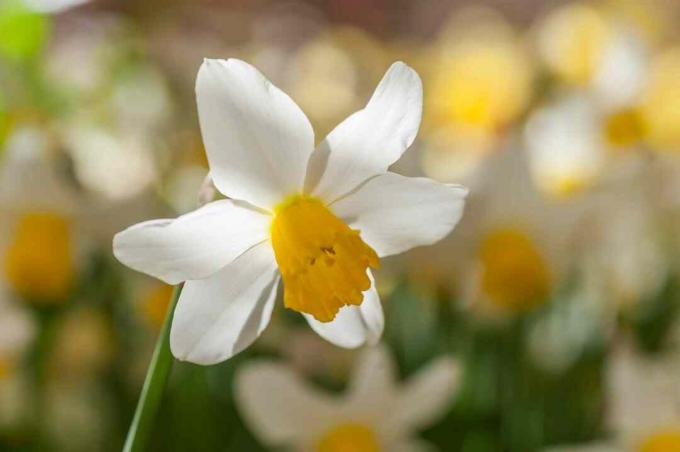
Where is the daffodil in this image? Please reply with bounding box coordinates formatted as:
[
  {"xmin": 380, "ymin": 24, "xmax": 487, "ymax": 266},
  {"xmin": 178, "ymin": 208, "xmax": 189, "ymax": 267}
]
[
  {"xmin": 434, "ymin": 148, "xmax": 587, "ymax": 318},
  {"xmin": 421, "ymin": 8, "xmax": 533, "ymax": 181},
  {"xmin": 0, "ymin": 125, "xmax": 78, "ymax": 303},
  {"xmin": 235, "ymin": 345, "xmax": 459, "ymax": 451},
  {"xmin": 113, "ymin": 59, "xmax": 467, "ymax": 364},
  {"xmin": 526, "ymin": 25, "xmax": 650, "ymax": 197}
]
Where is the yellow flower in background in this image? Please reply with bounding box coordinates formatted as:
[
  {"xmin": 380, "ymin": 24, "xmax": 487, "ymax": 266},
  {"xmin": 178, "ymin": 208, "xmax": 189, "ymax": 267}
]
[
  {"xmin": 114, "ymin": 59, "xmax": 467, "ymax": 364},
  {"xmin": 138, "ymin": 282, "xmax": 173, "ymax": 331},
  {"xmin": 448, "ymin": 148, "xmax": 588, "ymax": 318},
  {"xmin": 639, "ymin": 429, "xmax": 680, "ymax": 452},
  {"xmin": 478, "ymin": 227, "xmax": 550, "ymax": 312},
  {"xmin": 422, "ymin": 9, "xmax": 533, "ymax": 181},
  {"xmin": 235, "ymin": 346, "xmax": 459, "ymax": 451},
  {"xmin": 287, "ymin": 27, "xmax": 389, "ymax": 138},
  {"xmin": 526, "ymin": 23, "xmax": 650, "ymax": 197},
  {"xmin": 5, "ymin": 212, "xmax": 74, "ymax": 300},
  {"xmin": 536, "ymin": 3, "xmax": 611, "ymax": 86},
  {"xmin": 640, "ymin": 47, "xmax": 680, "ymax": 152},
  {"xmin": 0, "ymin": 126, "xmax": 78, "ymax": 303}
]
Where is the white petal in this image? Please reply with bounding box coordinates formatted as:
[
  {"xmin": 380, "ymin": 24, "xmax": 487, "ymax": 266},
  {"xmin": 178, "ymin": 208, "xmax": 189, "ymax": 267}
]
[
  {"xmin": 235, "ymin": 361, "xmax": 336, "ymax": 447},
  {"xmin": 332, "ymin": 172, "xmax": 467, "ymax": 257},
  {"xmin": 592, "ymin": 30, "xmax": 648, "ymax": 109},
  {"xmin": 524, "ymin": 95, "xmax": 605, "ymax": 195},
  {"xmin": 345, "ymin": 345, "xmax": 397, "ymax": 418},
  {"xmin": 169, "ymin": 243, "xmax": 279, "ymax": 365},
  {"xmin": 113, "ymin": 199, "xmax": 269, "ymax": 285},
  {"xmin": 306, "ymin": 62, "xmax": 423, "ymax": 202},
  {"xmin": 349, "ymin": 345, "xmax": 397, "ymax": 397},
  {"xmin": 304, "ymin": 272, "xmax": 383, "ymax": 348},
  {"xmin": 385, "ymin": 357, "xmax": 460, "ymax": 433},
  {"xmin": 196, "ymin": 58, "xmax": 315, "ymax": 209}
]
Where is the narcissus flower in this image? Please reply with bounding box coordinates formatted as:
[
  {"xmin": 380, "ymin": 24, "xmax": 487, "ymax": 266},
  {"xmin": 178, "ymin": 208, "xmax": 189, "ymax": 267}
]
[
  {"xmin": 113, "ymin": 59, "xmax": 467, "ymax": 364},
  {"xmin": 235, "ymin": 345, "xmax": 459, "ymax": 451}
]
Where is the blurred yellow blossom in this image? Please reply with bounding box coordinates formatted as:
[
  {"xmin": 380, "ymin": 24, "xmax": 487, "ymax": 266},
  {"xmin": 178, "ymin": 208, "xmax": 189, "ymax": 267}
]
[
  {"xmin": 641, "ymin": 47, "xmax": 680, "ymax": 152},
  {"xmin": 5, "ymin": 211, "xmax": 74, "ymax": 301},
  {"xmin": 139, "ymin": 282, "xmax": 173, "ymax": 331},
  {"xmin": 422, "ymin": 9, "xmax": 533, "ymax": 180},
  {"xmin": 536, "ymin": 3, "xmax": 611, "ymax": 85},
  {"xmin": 478, "ymin": 227, "xmax": 551, "ymax": 312}
]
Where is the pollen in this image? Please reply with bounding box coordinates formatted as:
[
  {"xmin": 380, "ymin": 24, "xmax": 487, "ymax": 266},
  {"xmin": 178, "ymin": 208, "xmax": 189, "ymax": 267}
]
[
  {"xmin": 316, "ymin": 423, "xmax": 381, "ymax": 452},
  {"xmin": 479, "ymin": 227, "xmax": 550, "ymax": 311},
  {"xmin": 4, "ymin": 212, "xmax": 75, "ymax": 302},
  {"xmin": 270, "ymin": 195, "xmax": 379, "ymax": 322}
]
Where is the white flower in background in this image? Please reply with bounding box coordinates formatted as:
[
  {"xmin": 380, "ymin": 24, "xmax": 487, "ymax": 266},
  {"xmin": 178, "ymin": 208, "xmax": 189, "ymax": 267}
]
[
  {"xmin": 546, "ymin": 343, "xmax": 680, "ymax": 452},
  {"xmin": 587, "ymin": 183, "xmax": 669, "ymax": 311},
  {"xmin": 0, "ymin": 126, "xmax": 79, "ymax": 302},
  {"xmin": 113, "ymin": 59, "xmax": 467, "ymax": 364},
  {"xmin": 235, "ymin": 345, "xmax": 460, "ymax": 451},
  {"xmin": 422, "ymin": 8, "xmax": 533, "ymax": 181},
  {"xmin": 420, "ymin": 147, "xmax": 591, "ymax": 320},
  {"xmin": 64, "ymin": 124, "xmax": 157, "ymax": 202},
  {"xmin": 527, "ymin": 15, "xmax": 650, "ymax": 198}
]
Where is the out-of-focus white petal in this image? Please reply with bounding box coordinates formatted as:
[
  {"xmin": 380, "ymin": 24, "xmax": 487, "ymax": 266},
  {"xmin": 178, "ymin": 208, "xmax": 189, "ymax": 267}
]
[
  {"xmin": 384, "ymin": 356, "xmax": 460, "ymax": 434},
  {"xmin": 113, "ymin": 199, "xmax": 270, "ymax": 285},
  {"xmin": 524, "ymin": 95, "xmax": 604, "ymax": 196},
  {"xmin": 235, "ymin": 361, "xmax": 336, "ymax": 447},
  {"xmin": 169, "ymin": 243, "xmax": 279, "ymax": 365},
  {"xmin": 196, "ymin": 58, "xmax": 314, "ymax": 209},
  {"xmin": 304, "ymin": 272, "xmax": 383, "ymax": 348},
  {"xmin": 345, "ymin": 345, "xmax": 397, "ymax": 417},
  {"xmin": 592, "ymin": 30, "xmax": 648, "ymax": 109},
  {"xmin": 306, "ymin": 62, "xmax": 423, "ymax": 202},
  {"xmin": 332, "ymin": 172, "xmax": 467, "ymax": 257}
]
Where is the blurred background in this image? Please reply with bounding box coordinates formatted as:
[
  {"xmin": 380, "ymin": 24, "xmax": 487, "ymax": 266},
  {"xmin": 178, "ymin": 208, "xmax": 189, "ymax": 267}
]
[{"xmin": 2, "ymin": 0, "xmax": 680, "ymax": 450}]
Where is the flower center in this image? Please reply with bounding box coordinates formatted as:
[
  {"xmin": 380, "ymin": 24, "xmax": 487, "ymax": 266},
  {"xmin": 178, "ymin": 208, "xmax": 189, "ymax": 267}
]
[
  {"xmin": 317, "ymin": 423, "xmax": 381, "ymax": 452},
  {"xmin": 431, "ymin": 41, "xmax": 531, "ymax": 131},
  {"xmin": 604, "ymin": 108, "xmax": 644, "ymax": 149},
  {"xmin": 479, "ymin": 227, "xmax": 550, "ymax": 310},
  {"xmin": 270, "ymin": 194, "xmax": 379, "ymax": 322},
  {"xmin": 4, "ymin": 212, "xmax": 75, "ymax": 301},
  {"xmin": 639, "ymin": 428, "xmax": 680, "ymax": 452}
]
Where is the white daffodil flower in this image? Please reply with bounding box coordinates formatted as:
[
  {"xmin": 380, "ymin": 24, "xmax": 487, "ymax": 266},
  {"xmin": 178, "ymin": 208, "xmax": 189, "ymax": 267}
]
[
  {"xmin": 529, "ymin": 6, "xmax": 651, "ymax": 197},
  {"xmin": 235, "ymin": 345, "xmax": 459, "ymax": 451},
  {"xmin": 113, "ymin": 59, "xmax": 467, "ymax": 365}
]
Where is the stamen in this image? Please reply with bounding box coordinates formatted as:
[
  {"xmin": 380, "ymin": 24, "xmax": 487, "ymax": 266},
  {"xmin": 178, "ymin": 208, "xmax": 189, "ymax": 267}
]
[
  {"xmin": 270, "ymin": 195, "xmax": 379, "ymax": 322},
  {"xmin": 479, "ymin": 227, "xmax": 550, "ymax": 311}
]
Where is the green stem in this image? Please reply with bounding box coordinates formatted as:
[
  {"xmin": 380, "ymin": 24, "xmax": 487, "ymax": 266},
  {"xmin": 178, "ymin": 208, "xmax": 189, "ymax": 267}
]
[{"xmin": 123, "ymin": 284, "xmax": 183, "ymax": 452}]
